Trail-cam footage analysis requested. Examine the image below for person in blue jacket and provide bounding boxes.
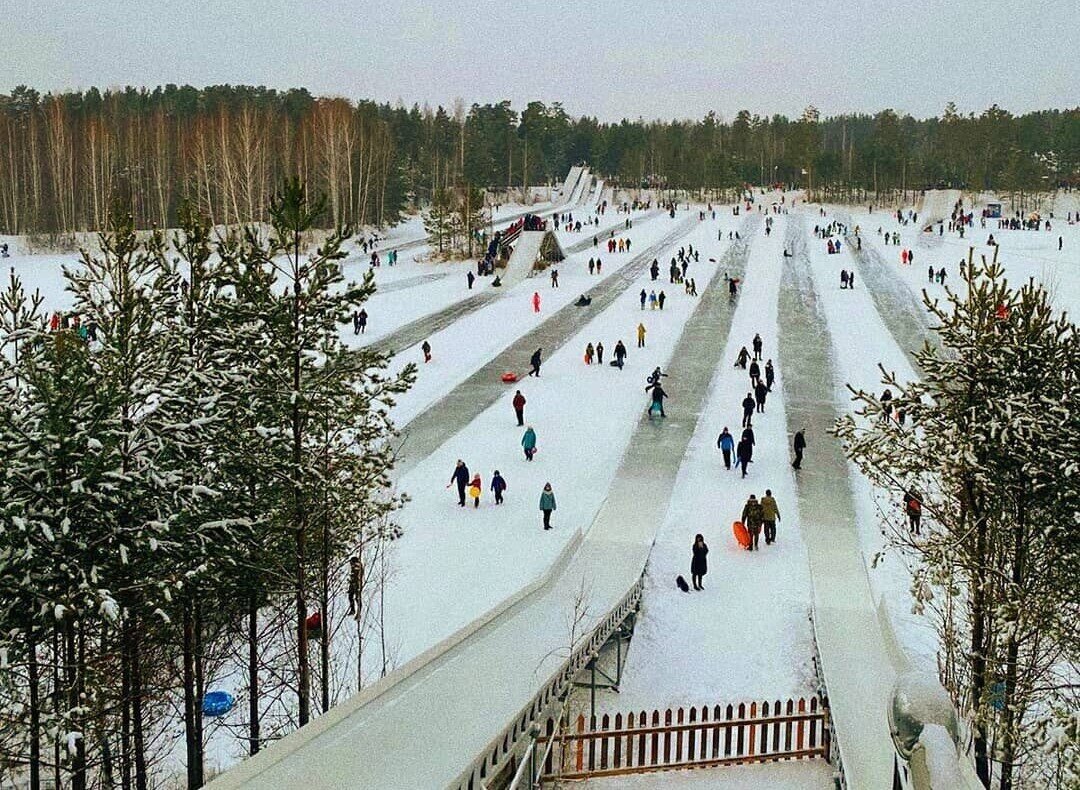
[717,427,734,470]
[539,483,557,530]
[522,426,537,461]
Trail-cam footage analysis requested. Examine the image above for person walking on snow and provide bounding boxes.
[649,290,658,309]
[468,473,482,508]
[513,390,526,426]
[522,426,537,461]
[658,291,666,310]
[742,393,755,427]
[491,471,507,504]
[467,271,475,290]
[690,534,708,590]
[717,427,734,469]
[596,342,604,364]
[422,340,432,363]
[528,348,542,377]
[640,289,647,309]
[585,343,594,365]
[532,291,541,313]
[761,490,781,545]
[754,380,768,413]
[749,359,761,388]
[792,429,806,469]
[741,494,764,550]
[637,323,647,348]
[752,333,763,360]
[764,360,775,391]
[448,460,470,506]
[736,437,753,478]
[550,268,559,288]
[539,483,557,530]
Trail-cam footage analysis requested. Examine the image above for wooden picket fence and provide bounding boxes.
[538,696,829,781]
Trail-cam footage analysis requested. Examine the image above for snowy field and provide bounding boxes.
[8,190,1077,786]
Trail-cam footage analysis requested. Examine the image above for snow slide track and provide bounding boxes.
[778,215,897,789]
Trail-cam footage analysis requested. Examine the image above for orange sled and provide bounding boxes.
[733,520,751,549]
[501,372,519,383]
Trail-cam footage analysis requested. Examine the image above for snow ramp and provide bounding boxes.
[919,189,962,230]
[567,167,591,206]
[559,165,583,202]
[503,230,563,283]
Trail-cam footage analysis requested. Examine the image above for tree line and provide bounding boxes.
[0,182,414,789]
[1,85,1078,236]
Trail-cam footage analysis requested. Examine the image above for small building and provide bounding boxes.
[985,199,1003,218]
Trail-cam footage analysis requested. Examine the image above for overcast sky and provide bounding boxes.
[2,0,1077,121]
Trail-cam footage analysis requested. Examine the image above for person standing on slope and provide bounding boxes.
[640,288,647,309]
[532,291,541,313]
[512,390,526,426]
[764,360,775,391]
[717,427,734,470]
[752,333,763,360]
[748,359,761,389]
[637,323,647,348]
[690,534,708,591]
[468,472,482,508]
[754,380,768,413]
[539,483,557,530]
[613,340,628,369]
[528,348,542,377]
[448,460,470,507]
[596,342,604,365]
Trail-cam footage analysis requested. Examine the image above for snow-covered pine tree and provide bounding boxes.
[219,179,413,728]
[835,252,1080,789]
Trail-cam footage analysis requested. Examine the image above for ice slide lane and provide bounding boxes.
[391,212,702,476]
[208,221,758,790]
[365,207,662,357]
[778,215,897,789]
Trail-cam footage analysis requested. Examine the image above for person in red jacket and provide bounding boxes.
[512,390,526,426]
[532,292,541,313]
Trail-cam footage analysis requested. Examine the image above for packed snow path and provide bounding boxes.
[777,215,897,789]
[392,214,704,474]
[206,223,757,790]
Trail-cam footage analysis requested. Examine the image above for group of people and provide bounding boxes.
[583,339,627,367]
[605,236,631,253]
[48,311,99,341]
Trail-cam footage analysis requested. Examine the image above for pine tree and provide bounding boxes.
[835,251,1080,788]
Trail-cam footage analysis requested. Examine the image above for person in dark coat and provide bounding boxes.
[752,333,763,360]
[764,360,775,391]
[754,381,768,413]
[741,425,755,448]
[690,534,708,590]
[467,271,475,289]
[749,360,761,388]
[513,390,526,426]
[736,437,752,478]
[491,471,507,505]
[742,393,755,427]
[904,489,922,534]
[717,427,734,470]
[761,490,781,544]
[422,340,432,363]
[448,460,470,506]
[646,383,668,417]
[741,494,764,550]
[529,348,542,377]
[735,346,750,369]
[596,342,604,364]
[792,429,806,469]
[613,340,627,369]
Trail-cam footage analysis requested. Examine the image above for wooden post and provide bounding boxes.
[796,698,806,752]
